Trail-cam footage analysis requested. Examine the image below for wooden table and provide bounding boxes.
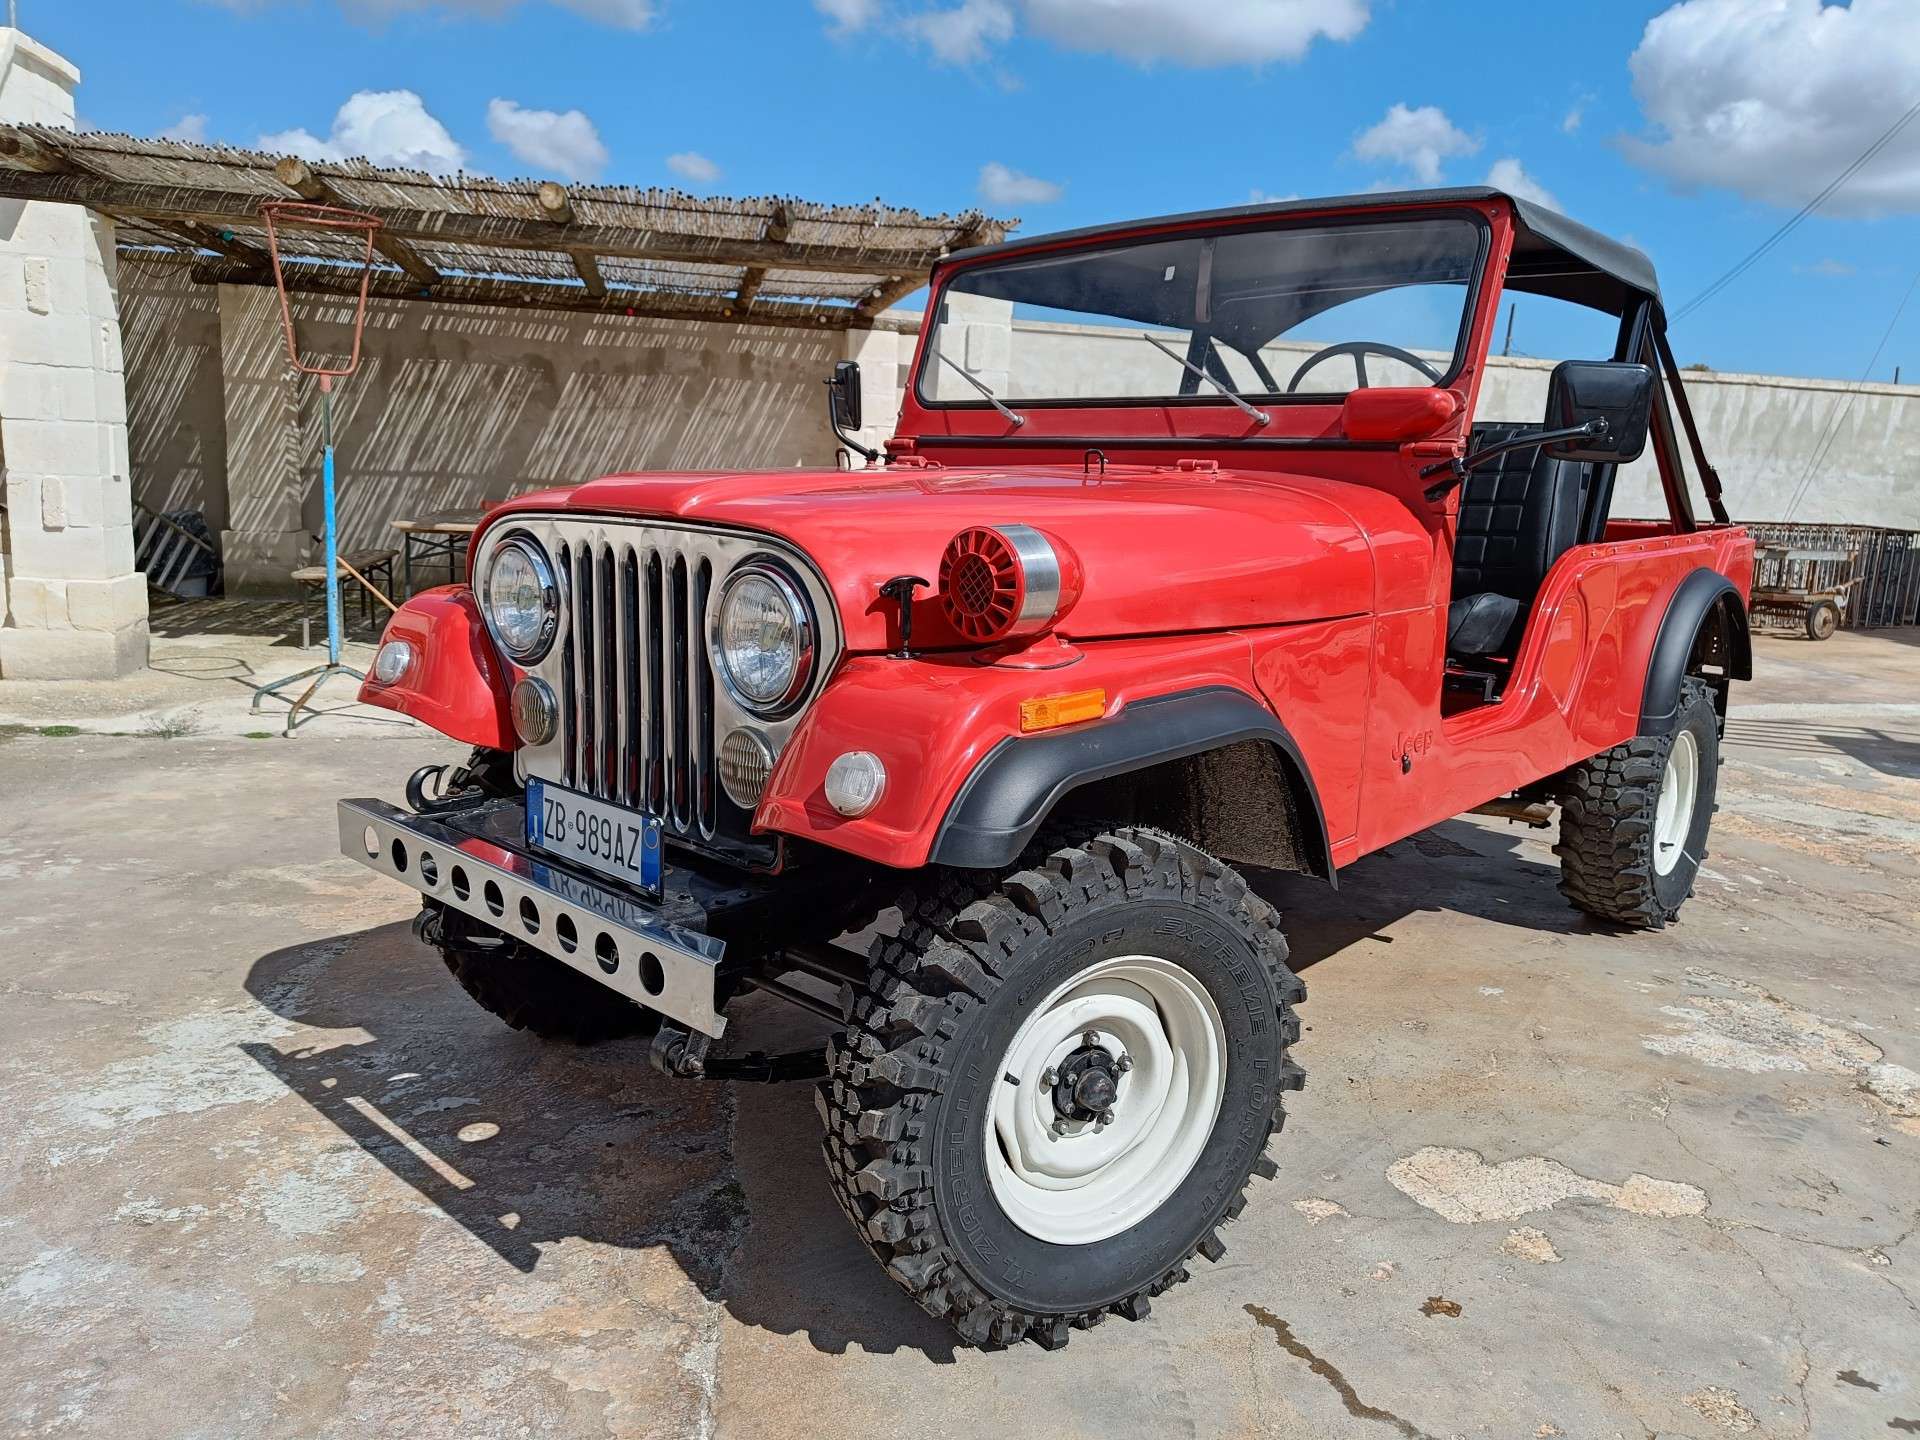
[391,510,484,596]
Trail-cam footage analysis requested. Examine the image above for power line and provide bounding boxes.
[1671,96,1920,324]
[1781,259,1920,521]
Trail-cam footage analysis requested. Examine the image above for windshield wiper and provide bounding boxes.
[937,353,1025,427]
[1141,332,1271,427]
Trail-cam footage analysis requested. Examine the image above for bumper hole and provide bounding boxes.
[450,866,470,902]
[639,952,665,996]
[419,852,439,888]
[519,896,540,935]
[595,934,619,975]
[555,914,578,954]
[483,880,504,917]
[363,825,379,858]
[390,839,408,873]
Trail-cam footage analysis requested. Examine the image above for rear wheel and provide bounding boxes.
[417,901,658,1043]
[1555,677,1720,928]
[817,828,1305,1348]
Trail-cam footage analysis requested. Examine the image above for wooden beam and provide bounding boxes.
[0,168,952,278]
[533,182,607,296]
[535,180,574,225]
[850,213,989,324]
[731,203,790,313]
[0,130,271,269]
[274,156,442,289]
[188,254,859,330]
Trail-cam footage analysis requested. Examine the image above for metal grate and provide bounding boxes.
[556,538,718,839]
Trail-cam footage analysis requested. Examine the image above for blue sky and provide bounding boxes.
[32,0,1920,382]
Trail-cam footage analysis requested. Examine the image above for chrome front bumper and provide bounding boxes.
[339,797,728,1037]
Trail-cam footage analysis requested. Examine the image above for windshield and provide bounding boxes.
[917,214,1485,407]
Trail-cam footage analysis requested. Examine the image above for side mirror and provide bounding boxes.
[1542,360,1654,463]
[826,360,863,432]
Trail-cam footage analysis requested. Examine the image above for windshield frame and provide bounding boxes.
[911,206,1493,415]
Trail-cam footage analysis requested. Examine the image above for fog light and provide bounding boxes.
[718,727,776,809]
[511,677,558,746]
[824,751,886,817]
[371,639,415,685]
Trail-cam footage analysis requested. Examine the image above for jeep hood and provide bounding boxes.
[488,463,1405,652]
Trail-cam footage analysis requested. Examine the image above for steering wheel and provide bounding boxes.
[1288,341,1442,393]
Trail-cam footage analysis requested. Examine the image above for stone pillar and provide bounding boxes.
[216,283,307,594]
[0,28,148,679]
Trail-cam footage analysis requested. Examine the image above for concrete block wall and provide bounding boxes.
[0,29,147,679]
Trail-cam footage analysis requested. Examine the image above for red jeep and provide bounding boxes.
[342,187,1752,1349]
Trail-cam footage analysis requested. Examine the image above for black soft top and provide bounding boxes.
[944,187,1659,316]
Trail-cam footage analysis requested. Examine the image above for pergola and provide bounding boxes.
[0,124,1011,329]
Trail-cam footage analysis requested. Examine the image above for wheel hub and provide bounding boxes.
[1052,1036,1121,1123]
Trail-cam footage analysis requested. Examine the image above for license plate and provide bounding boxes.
[527,780,663,894]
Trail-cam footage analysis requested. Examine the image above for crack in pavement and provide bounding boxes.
[1245,1305,1438,1440]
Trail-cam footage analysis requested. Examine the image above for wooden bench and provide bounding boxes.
[291,548,398,637]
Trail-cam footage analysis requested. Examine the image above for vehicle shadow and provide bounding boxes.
[238,816,1584,1361]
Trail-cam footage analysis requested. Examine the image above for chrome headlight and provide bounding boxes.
[710,561,815,714]
[481,533,560,663]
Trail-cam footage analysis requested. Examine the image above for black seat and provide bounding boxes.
[1447,423,1593,658]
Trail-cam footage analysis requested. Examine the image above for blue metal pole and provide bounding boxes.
[321,377,341,668]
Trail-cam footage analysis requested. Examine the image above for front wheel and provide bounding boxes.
[817,828,1305,1349]
[1555,677,1721,928]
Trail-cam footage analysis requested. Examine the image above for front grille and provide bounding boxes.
[480,515,839,860]
[557,538,718,837]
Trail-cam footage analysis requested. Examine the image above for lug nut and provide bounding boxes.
[1116,1053,1133,1073]
[1082,1030,1101,1049]
[1042,1066,1059,1087]
[1051,1118,1069,1137]
[1095,1110,1115,1129]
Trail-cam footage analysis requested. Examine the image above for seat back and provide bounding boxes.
[1454,424,1594,605]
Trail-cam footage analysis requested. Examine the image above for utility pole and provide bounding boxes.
[1502,302,1516,357]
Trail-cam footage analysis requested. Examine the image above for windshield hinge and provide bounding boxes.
[1171,457,1219,474]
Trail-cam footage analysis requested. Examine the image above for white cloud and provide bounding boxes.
[906,0,1014,64]
[979,161,1062,206]
[1249,188,1301,203]
[486,98,608,179]
[665,151,722,185]
[1797,258,1856,278]
[1021,0,1367,67]
[1351,103,1478,185]
[823,0,1367,67]
[324,0,655,26]
[258,90,468,173]
[816,0,882,33]
[1624,0,1920,213]
[1561,100,1586,135]
[1486,157,1560,213]
[160,113,209,143]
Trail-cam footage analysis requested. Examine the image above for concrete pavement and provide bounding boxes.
[2,629,1917,1438]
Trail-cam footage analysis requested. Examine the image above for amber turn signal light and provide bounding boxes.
[1018,688,1107,733]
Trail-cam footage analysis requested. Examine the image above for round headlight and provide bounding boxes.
[483,535,559,663]
[711,563,815,714]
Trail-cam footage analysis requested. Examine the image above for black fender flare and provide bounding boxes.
[928,686,1334,878]
[1639,567,1752,735]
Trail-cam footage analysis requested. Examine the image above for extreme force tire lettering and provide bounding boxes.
[1555,678,1720,930]
[816,826,1305,1348]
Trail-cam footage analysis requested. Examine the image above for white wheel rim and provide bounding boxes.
[984,955,1227,1245]
[1654,729,1699,877]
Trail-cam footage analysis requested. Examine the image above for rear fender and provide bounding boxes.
[359,585,518,750]
[1640,568,1752,735]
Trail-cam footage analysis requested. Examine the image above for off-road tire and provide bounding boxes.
[816,828,1305,1349]
[1555,677,1720,929]
[417,900,658,1043]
